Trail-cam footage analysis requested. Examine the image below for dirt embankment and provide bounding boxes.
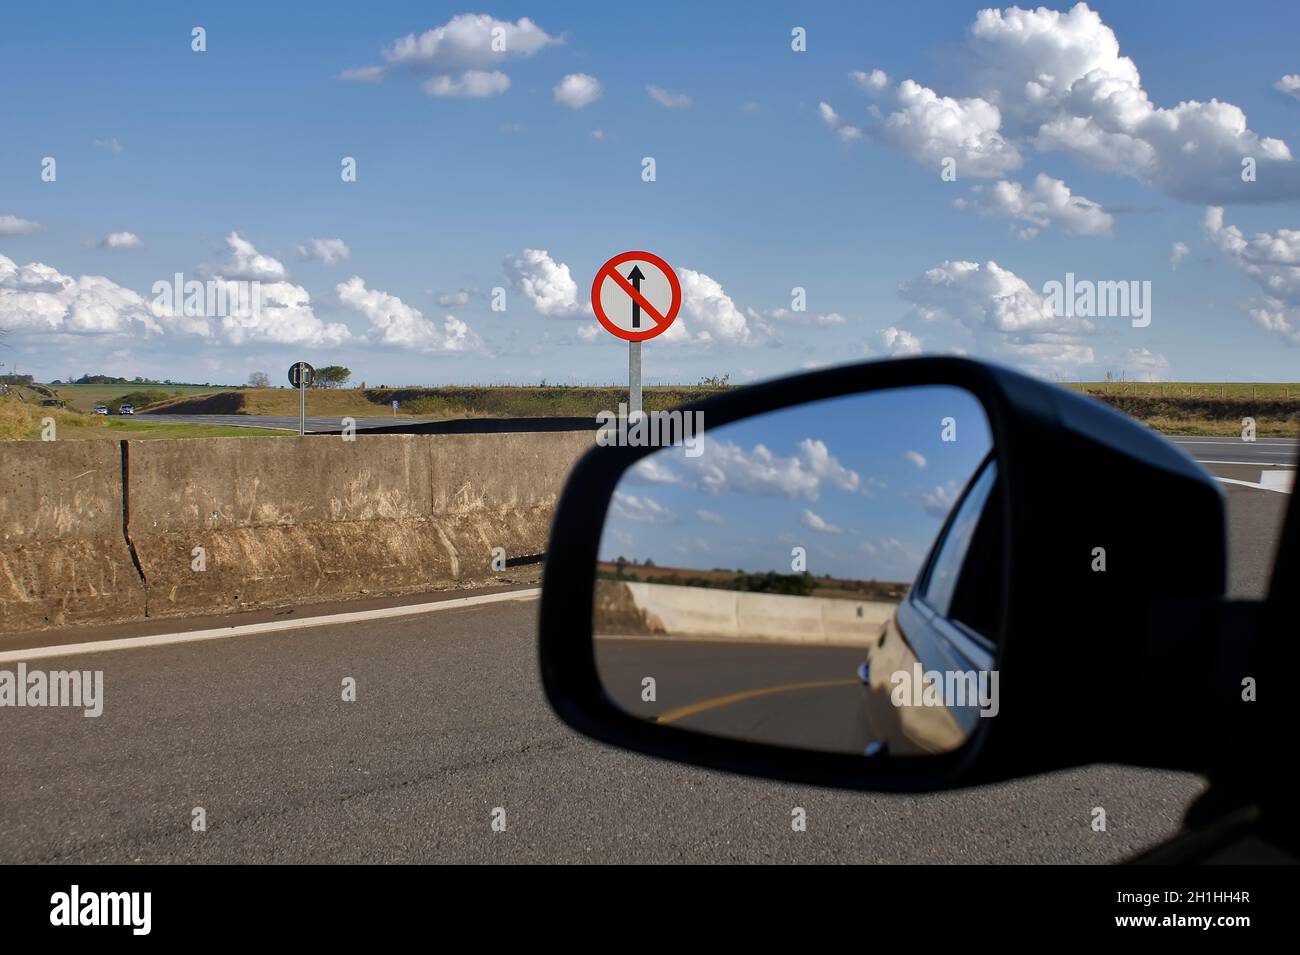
[139,391,249,414]
[139,385,731,419]
[1087,393,1300,436]
[363,385,726,418]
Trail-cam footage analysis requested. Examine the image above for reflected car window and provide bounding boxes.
[920,460,997,619]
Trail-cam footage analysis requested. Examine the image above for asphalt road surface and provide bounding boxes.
[0,440,1290,863]
[1167,435,1297,468]
[598,639,874,753]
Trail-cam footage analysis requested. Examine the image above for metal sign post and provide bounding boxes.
[629,341,643,416]
[287,362,315,436]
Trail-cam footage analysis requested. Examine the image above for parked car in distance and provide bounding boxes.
[93,403,109,415]
[118,403,134,415]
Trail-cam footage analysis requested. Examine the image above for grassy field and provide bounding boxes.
[47,382,224,413]
[144,384,731,418]
[0,395,286,441]
[1066,382,1300,436]
[1065,381,1300,399]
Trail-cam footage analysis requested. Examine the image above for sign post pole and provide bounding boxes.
[288,362,315,436]
[629,341,642,417]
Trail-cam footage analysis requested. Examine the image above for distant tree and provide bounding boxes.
[247,371,270,388]
[314,365,352,388]
[76,374,129,385]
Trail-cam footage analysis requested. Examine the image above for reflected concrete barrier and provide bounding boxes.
[1,431,592,633]
[0,441,145,631]
[601,580,894,646]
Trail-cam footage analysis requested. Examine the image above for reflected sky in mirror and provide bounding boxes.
[600,386,992,584]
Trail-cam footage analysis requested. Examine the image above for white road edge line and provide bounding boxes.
[1195,460,1297,467]
[1171,440,1297,446]
[0,588,541,664]
[1215,477,1292,494]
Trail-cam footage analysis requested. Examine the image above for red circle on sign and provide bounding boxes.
[591,250,682,342]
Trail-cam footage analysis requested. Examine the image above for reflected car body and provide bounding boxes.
[118,403,134,415]
[93,404,109,415]
[859,456,1001,755]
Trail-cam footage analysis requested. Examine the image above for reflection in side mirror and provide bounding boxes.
[593,385,1003,757]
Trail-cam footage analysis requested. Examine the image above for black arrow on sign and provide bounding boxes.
[627,265,645,328]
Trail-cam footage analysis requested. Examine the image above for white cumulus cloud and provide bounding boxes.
[668,269,755,345]
[850,69,890,94]
[100,231,143,250]
[0,254,167,337]
[818,101,864,142]
[0,215,40,236]
[423,70,510,98]
[881,79,1023,176]
[882,326,923,356]
[801,508,843,535]
[957,173,1113,238]
[297,238,351,265]
[968,2,1298,202]
[554,73,602,108]
[1171,241,1189,270]
[215,280,351,348]
[677,436,860,501]
[212,232,288,281]
[337,276,480,353]
[898,259,1097,373]
[826,3,1300,202]
[611,492,676,524]
[504,248,582,316]
[438,288,473,307]
[1204,206,1300,344]
[921,480,960,518]
[340,15,559,98]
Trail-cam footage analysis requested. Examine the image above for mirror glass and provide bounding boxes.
[593,385,1002,757]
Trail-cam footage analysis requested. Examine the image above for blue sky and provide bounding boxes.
[2,2,1299,386]
[602,386,992,580]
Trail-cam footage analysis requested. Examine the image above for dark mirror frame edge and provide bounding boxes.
[538,356,1247,794]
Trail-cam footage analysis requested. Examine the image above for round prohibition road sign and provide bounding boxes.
[288,361,315,388]
[591,251,682,342]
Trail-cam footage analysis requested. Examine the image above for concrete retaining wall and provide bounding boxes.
[600,580,894,646]
[1,431,592,633]
[0,441,145,631]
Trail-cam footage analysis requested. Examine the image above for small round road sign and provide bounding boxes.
[591,251,682,342]
[288,361,315,388]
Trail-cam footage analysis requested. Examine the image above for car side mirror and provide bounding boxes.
[538,358,1229,791]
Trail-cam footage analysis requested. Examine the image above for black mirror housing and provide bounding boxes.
[538,357,1226,791]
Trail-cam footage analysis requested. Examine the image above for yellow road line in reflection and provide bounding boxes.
[655,679,859,725]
